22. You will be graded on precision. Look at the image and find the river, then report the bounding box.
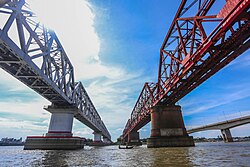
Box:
[0,142,250,166]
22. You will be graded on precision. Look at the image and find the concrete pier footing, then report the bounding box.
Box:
[24,107,84,150]
[24,136,84,150]
[147,105,194,148]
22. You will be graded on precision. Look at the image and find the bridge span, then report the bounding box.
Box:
[122,0,250,148]
[187,115,250,142]
[0,0,111,149]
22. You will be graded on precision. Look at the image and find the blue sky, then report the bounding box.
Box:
[0,0,249,141]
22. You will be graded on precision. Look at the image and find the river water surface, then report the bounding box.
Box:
[0,142,250,166]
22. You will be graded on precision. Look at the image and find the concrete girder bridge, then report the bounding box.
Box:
[0,0,111,149]
[188,115,250,142]
[122,0,250,148]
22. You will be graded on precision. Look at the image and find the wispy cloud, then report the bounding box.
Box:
[85,71,150,134]
[182,84,250,116]
[0,117,48,138]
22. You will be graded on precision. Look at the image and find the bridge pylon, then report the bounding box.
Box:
[147,105,194,148]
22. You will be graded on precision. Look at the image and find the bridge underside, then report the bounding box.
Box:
[0,37,70,105]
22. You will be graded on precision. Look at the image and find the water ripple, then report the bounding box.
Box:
[0,142,249,166]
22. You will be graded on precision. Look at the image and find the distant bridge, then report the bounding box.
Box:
[0,0,111,149]
[187,115,250,142]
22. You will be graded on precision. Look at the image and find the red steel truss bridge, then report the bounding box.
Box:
[122,0,250,146]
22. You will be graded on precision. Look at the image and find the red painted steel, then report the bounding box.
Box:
[122,0,250,139]
[123,82,157,137]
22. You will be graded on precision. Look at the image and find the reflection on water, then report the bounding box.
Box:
[149,147,194,167]
[0,142,250,166]
[32,151,68,166]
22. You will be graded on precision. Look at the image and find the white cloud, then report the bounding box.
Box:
[26,0,126,81]
[73,128,93,137]
[0,117,47,131]
[0,117,48,139]
[0,97,51,139]
[0,99,50,118]
[85,71,148,137]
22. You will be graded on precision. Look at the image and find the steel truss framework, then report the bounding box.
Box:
[123,83,157,136]
[0,0,111,140]
[123,0,250,138]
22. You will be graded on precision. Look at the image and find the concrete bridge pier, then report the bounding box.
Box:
[24,106,84,150]
[103,136,110,143]
[221,128,233,142]
[46,112,74,137]
[93,132,102,143]
[89,132,112,146]
[120,135,128,145]
[147,105,194,148]
[128,131,142,146]
[89,131,104,146]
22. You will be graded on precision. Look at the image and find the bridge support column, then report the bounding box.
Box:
[24,106,84,150]
[89,132,111,146]
[46,112,74,137]
[221,128,233,142]
[93,132,102,142]
[103,137,109,143]
[147,105,194,148]
[121,135,128,145]
[103,137,112,145]
[128,131,142,146]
